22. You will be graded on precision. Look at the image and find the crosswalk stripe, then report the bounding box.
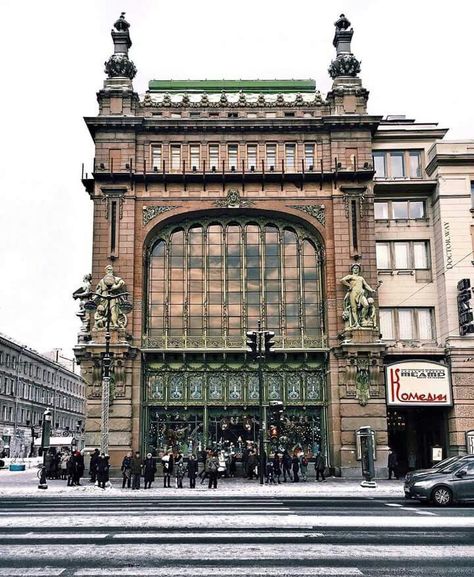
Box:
[75,569,363,576]
[0,570,65,576]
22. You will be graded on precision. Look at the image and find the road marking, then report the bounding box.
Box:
[112,531,325,539]
[0,533,109,540]
[75,568,363,576]
[415,511,437,516]
[0,570,65,576]
[385,503,403,507]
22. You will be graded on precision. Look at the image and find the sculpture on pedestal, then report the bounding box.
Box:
[341,264,379,329]
[72,274,93,333]
[94,265,128,329]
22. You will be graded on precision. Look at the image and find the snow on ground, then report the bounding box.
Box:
[0,467,405,498]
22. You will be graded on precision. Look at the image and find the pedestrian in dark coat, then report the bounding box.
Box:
[175,453,185,488]
[96,453,110,489]
[187,454,198,488]
[66,454,76,486]
[121,452,133,489]
[207,452,219,489]
[143,453,157,489]
[162,451,173,488]
[315,451,326,481]
[388,449,398,480]
[131,451,142,490]
[74,451,85,486]
[282,450,292,482]
[292,454,300,482]
[273,453,282,484]
[247,451,257,480]
[89,449,100,483]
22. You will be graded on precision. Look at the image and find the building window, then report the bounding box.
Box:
[227,112,238,118]
[189,144,200,171]
[247,144,257,171]
[265,112,277,118]
[148,219,324,343]
[151,145,162,170]
[304,144,314,170]
[228,144,238,170]
[266,144,277,171]
[409,151,422,178]
[471,182,474,209]
[380,308,434,341]
[209,144,219,171]
[376,241,430,270]
[170,145,181,171]
[170,112,181,119]
[285,143,296,171]
[373,150,423,179]
[374,200,425,220]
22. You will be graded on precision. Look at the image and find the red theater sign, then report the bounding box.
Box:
[386,360,452,407]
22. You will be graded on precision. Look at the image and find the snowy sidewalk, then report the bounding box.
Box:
[0,467,405,498]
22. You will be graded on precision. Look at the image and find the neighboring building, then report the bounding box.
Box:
[0,333,86,458]
[75,13,474,475]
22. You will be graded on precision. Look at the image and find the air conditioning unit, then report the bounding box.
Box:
[270,165,274,172]
[231,165,236,172]
[153,166,158,172]
[192,166,197,172]
[211,166,216,172]
[308,164,314,171]
[250,165,255,172]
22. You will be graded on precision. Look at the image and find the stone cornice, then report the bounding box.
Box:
[84,114,382,137]
[425,153,474,177]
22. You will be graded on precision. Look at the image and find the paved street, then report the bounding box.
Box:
[0,474,473,577]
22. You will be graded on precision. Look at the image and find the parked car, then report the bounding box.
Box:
[404,455,471,484]
[404,456,474,506]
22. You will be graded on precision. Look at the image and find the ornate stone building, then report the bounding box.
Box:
[75,13,474,475]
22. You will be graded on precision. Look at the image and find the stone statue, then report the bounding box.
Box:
[341,264,379,329]
[335,14,351,31]
[94,265,128,330]
[72,274,93,332]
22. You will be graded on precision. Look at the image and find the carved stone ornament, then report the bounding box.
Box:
[93,265,129,330]
[287,204,325,226]
[104,54,137,79]
[213,189,255,209]
[341,264,378,329]
[328,54,361,79]
[355,357,370,406]
[143,205,180,226]
[114,12,130,32]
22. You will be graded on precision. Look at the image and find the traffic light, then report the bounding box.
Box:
[264,331,275,353]
[269,401,284,424]
[246,331,258,357]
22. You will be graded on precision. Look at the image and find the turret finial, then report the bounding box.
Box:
[328,13,361,79]
[104,13,137,80]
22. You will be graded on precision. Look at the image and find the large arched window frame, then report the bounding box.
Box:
[145,216,325,350]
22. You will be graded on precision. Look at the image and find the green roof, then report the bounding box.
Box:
[148,79,316,93]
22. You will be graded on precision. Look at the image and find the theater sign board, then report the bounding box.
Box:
[386,360,452,407]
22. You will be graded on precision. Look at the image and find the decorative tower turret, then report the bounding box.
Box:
[326,14,368,115]
[98,13,138,115]
[104,12,137,83]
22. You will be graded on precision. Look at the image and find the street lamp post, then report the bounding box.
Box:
[37,408,52,490]
[84,292,132,456]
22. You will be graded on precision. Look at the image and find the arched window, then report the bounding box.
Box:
[147,219,324,348]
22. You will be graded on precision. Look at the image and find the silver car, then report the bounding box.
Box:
[404,456,474,506]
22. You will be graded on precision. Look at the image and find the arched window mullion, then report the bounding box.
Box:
[278,226,285,339]
[297,236,304,345]
[203,226,209,344]
[164,239,170,342]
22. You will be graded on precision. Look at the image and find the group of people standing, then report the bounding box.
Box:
[242,447,326,484]
[120,451,157,489]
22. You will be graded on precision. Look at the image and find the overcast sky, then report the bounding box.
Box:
[1,0,473,360]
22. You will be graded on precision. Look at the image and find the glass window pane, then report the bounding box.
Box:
[285,144,296,170]
[392,201,409,219]
[266,144,276,169]
[390,152,405,178]
[190,145,200,169]
[409,151,422,178]
[373,152,386,178]
[417,309,433,340]
[374,202,388,219]
[247,144,257,170]
[228,144,238,169]
[152,146,162,170]
[413,242,428,269]
[305,144,314,169]
[376,243,391,269]
[379,309,394,340]
[398,310,414,340]
[171,145,181,170]
[394,243,409,269]
[409,201,424,219]
[209,144,219,169]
